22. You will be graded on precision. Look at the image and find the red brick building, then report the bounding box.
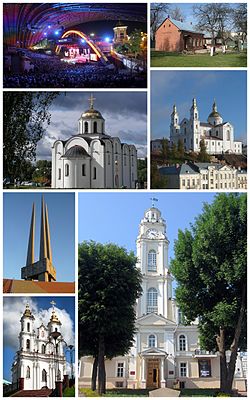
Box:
[155,17,205,52]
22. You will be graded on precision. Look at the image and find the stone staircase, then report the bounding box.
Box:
[10,388,53,397]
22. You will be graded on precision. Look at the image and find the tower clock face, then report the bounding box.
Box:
[146,229,159,239]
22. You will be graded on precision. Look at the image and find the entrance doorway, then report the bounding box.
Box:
[146,359,160,389]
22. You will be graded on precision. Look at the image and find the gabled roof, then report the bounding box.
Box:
[3,279,75,294]
[137,312,176,326]
[140,347,168,357]
[158,17,204,35]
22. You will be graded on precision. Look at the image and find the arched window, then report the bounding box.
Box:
[93,121,97,133]
[84,121,88,133]
[26,366,30,379]
[147,288,158,313]
[148,334,156,348]
[115,143,118,153]
[65,164,69,177]
[26,339,30,351]
[179,335,186,351]
[148,250,157,272]
[58,168,61,180]
[93,167,97,180]
[227,130,230,141]
[82,164,86,177]
[27,322,30,332]
[42,369,47,383]
[41,344,46,354]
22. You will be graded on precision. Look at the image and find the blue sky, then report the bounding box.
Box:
[158,3,239,26]
[3,296,75,382]
[3,193,75,282]
[37,92,147,160]
[78,192,216,261]
[151,71,247,143]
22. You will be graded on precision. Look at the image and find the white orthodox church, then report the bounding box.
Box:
[79,204,246,391]
[52,95,138,189]
[170,99,242,155]
[11,303,67,392]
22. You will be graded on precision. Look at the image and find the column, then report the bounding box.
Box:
[141,358,146,388]
[160,358,166,387]
[33,363,36,390]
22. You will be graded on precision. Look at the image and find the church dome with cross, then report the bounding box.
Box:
[52,94,138,189]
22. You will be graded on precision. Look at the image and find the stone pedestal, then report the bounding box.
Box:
[56,380,63,397]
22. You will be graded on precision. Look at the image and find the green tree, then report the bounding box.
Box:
[233,4,247,44]
[161,138,170,163]
[137,158,147,188]
[129,29,143,58]
[171,142,177,159]
[171,193,247,394]
[32,160,52,186]
[78,241,142,395]
[198,139,210,162]
[151,162,167,189]
[177,139,185,159]
[3,92,58,180]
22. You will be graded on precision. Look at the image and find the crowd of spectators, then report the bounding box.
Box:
[3,50,147,88]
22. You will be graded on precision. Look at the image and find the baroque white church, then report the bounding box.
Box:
[52,95,138,189]
[79,203,246,391]
[11,303,67,391]
[170,99,242,155]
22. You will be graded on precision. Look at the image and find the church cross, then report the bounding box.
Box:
[150,197,158,207]
[88,94,96,109]
[50,300,56,309]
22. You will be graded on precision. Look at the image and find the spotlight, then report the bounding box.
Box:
[55,30,59,35]
[105,37,110,43]
[81,39,85,43]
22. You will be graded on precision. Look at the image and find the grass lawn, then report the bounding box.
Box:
[151,51,247,67]
[63,387,75,397]
[180,388,231,397]
[79,388,150,397]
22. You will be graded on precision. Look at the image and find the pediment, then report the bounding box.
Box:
[140,347,168,356]
[137,313,176,327]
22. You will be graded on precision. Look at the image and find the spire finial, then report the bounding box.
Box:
[50,300,56,310]
[150,197,158,208]
[26,203,35,266]
[213,98,217,112]
[88,94,96,109]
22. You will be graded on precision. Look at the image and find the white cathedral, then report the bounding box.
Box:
[79,203,246,391]
[170,99,242,155]
[11,303,67,392]
[52,95,138,189]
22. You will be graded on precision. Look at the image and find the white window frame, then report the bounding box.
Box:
[178,334,187,351]
[147,288,158,313]
[116,362,125,378]
[179,362,188,377]
[148,250,157,272]
[148,334,157,348]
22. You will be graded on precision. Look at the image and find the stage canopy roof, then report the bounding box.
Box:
[3,3,147,46]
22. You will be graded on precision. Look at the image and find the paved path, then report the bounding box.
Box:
[149,388,180,397]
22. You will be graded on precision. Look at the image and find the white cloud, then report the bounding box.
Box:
[3,298,75,351]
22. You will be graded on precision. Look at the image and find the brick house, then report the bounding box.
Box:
[155,17,205,52]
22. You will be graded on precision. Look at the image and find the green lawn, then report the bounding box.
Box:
[151,51,247,67]
[79,388,150,397]
[180,388,231,397]
[63,386,75,397]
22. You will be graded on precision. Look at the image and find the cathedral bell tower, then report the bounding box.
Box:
[170,104,180,143]
[19,303,35,353]
[190,98,200,151]
[136,200,174,321]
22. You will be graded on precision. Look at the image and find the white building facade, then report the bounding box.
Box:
[79,205,246,391]
[170,99,242,155]
[11,304,67,391]
[52,96,137,189]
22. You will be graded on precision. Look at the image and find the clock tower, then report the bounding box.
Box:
[136,203,175,322]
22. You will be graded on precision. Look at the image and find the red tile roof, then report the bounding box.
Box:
[3,279,75,294]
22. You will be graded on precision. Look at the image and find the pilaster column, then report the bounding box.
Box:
[160,358,166,387]
[141,358,146,388]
